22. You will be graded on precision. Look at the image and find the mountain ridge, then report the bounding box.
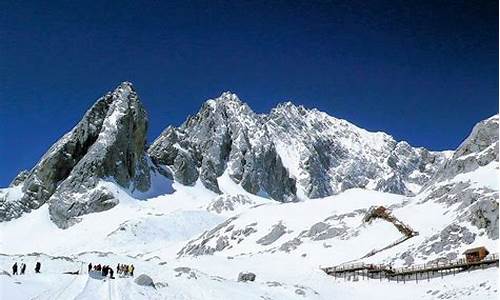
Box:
[0,82,496,229]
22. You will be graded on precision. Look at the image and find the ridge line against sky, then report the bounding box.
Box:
[0,0,498,185]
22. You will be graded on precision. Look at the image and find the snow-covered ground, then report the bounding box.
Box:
[0,161,498,299]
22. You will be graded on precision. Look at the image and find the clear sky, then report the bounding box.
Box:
[0,0,498,186]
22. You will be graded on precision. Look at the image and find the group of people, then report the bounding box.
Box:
[88,263,114,279]
[11,262,41,275]
[87,263,134,279]
[116,263,134,277]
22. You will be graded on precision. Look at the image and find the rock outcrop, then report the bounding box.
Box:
[134,274,156,288]
[431,115,498,183]
[238,272,256,282]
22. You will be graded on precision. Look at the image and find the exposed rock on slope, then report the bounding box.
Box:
[431,115,498,183]
[0,82,154,228]
[421,115,499,237]
[390,115,499,265]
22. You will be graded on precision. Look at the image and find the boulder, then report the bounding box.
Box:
[134,274,155,288]
[238,272,256,282]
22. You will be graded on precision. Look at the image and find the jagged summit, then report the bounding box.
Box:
[150,92,450,200]
[196,91,255,121]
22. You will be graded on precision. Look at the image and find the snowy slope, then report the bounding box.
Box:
[0,155,497,300]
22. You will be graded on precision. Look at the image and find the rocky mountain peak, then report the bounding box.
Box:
[0,82,156,228]
[149,93,450,200]
[454,114,498,160]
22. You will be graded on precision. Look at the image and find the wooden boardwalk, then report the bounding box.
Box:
[322,253,499,282]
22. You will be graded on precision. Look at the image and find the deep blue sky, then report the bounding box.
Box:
[0,1,498,186]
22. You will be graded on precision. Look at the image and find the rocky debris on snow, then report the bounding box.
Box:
[465,197,499,238]
[301,221,349,241]
[420,181,499,239]
[394,222,479,266]
[206,194,255,214]
[178,218,259,256]
[279,238,303,252]
[238,272,256,282]
[134,274,156,288]
[174,267,198,279]
[419,224,476,257]
[155,281,169,288]
[256,222,288,245]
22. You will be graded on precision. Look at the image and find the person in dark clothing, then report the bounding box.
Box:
[35,262,41,273]
[88,263,92,273]
[12,263,18,275]
[116,264,120,275]
[109,267,114,279]
[20,263,26,275]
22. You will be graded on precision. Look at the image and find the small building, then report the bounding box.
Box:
[463,246,490,263]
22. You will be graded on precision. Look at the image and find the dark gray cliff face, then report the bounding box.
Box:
[150,93,448,201]
[0,82,152,228]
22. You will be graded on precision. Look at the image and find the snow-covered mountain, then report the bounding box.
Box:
[0,82,497,300]
[149,91,449,201]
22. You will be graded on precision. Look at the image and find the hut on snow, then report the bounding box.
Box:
[463,246,490,263]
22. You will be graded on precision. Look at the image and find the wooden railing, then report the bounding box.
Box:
[322,253,499,277]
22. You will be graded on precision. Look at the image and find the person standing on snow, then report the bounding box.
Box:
[12,262,18,275]
[35,262,41,273]
[20,263,26,275]
[88,263,92,273]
